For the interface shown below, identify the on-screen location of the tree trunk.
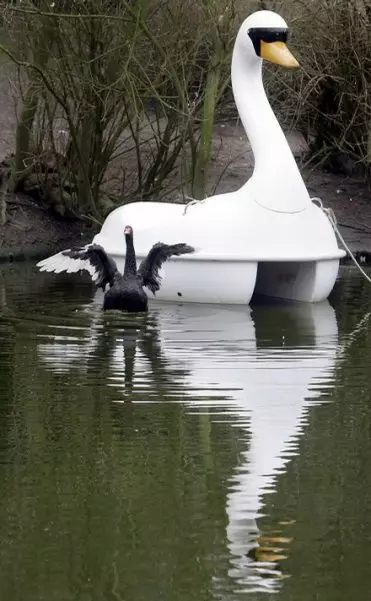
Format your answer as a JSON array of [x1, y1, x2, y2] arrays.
[[191, 58, 221, 199], [191, 8, 228, 199], [11, 84, 40, 191], [10, 18, 55, 191], [0, 173, 7, 226]]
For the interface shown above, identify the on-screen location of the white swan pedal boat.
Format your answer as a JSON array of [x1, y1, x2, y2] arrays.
[[93, 9, 345, 305]]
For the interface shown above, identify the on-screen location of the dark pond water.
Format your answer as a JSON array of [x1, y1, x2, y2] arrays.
[[0, 263, 370, 601]]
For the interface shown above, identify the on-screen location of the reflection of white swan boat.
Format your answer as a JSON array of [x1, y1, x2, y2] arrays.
[[150, 302, 338, 593], [37, 300, 338, 593]]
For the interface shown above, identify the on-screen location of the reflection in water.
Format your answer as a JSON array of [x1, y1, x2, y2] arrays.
[[37, 291, 339, 595]]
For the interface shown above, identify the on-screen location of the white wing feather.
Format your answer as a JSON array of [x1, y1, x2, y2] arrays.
[[36, 247, 99, 281]]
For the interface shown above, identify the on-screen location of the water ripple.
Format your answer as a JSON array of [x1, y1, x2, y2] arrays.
[[1, 266, 369, 599]]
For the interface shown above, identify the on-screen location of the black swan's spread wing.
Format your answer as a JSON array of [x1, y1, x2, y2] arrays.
[[137, 242, 194, 294], [37, 244, 119, 290]]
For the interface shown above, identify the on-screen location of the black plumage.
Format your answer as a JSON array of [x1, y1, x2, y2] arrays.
[[37, 225, 194, 312]]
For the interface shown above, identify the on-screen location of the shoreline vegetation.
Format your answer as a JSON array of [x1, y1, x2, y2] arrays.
[[1, 0, 371, 261]]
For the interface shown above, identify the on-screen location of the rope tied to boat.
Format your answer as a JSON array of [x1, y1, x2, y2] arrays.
[[182, 195, 207, 215], [182, 193, 371, 285], [311, 196, 371, 285]]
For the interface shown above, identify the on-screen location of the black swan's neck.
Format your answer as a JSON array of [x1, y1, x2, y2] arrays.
[[124, 234, 137, 275]]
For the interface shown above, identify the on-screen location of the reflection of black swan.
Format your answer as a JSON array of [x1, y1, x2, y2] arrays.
[[82, 312, 191, 399], [37, 225, 194, 312]]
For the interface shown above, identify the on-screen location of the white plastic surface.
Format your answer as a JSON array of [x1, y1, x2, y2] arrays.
[[92, 10, 346, 304]]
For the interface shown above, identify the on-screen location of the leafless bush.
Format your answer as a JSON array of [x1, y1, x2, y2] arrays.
[[2, 0, 369, 226], [263, 0, 371, 173], [0, 0, 241, 221]]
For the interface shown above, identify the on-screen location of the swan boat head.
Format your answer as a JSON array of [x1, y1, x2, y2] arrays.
[[235, 10, 298, 69], [231, 10, 312, 214]]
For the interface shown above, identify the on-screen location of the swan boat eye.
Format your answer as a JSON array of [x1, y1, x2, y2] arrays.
[[248, 27, 289, 56]]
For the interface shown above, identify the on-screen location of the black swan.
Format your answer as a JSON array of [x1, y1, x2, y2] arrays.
[[37, 225, 194, 312]]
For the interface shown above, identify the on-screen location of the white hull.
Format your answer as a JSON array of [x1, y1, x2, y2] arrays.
[[98, 251, 341, 305], [92, 190, 345, 306]]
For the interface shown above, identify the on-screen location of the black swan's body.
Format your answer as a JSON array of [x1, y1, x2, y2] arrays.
[[37, 226, 194, 312]]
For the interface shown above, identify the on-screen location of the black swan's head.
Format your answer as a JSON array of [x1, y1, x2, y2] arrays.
[[123, 225, 137, 273], [124, 225, 134, 246], [124, 226, 135, 255]]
